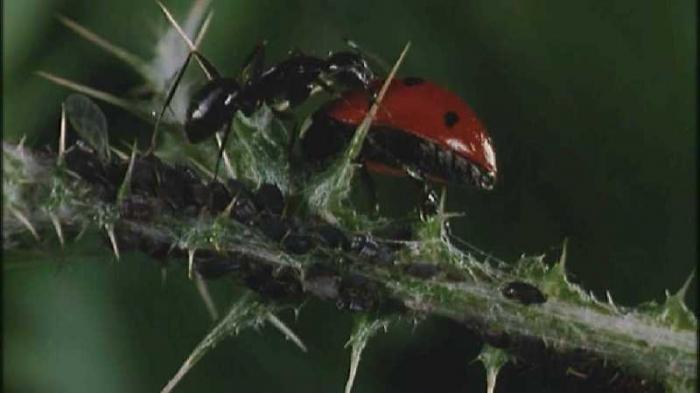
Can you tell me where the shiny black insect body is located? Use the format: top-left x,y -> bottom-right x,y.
153,43 -> 374,178
185,49 -> 373,144
502,281 -> 547,305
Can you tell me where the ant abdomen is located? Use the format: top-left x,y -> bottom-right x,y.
185,78 -> 241,143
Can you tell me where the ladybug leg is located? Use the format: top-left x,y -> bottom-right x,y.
418,182 -> 440,220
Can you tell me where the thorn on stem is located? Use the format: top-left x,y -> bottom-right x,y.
49,212 -> 65,247
117,140 -> 138,203
161,266 -> 168,287
675,269 -> 696,300
55,14 -> 150,77
10,206 -> 40,241
194,11 -> 214,48
155,0 -> 214,80
194,272 -> 219,321
188,248 -> 196,279
58,103 -> 67,165
106,224 -> 120,260
559,238 -> 569,268
266,312 -> 308,352
214,132 -> 235,179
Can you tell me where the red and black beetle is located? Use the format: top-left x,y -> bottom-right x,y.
301,77 -> 497,190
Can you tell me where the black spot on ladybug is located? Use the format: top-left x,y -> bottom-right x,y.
443,111 -> 459,128
403,77 -> 425,86
502,281 -> 547,305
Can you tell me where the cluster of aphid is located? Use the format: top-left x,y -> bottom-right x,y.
63,140 -> 423,312
63,137 -> 549,314
57,140 -> 662,393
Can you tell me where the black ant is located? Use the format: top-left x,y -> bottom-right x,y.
150,41 -> 375,179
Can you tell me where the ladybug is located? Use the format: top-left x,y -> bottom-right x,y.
301,77 -> 497,190
502,281 -> 547,305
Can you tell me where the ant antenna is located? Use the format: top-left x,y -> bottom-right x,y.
148,51 -> 194,153
147,49 -> 220,153
152,1 -> 241,184
149,1 -> 220,154
155,0 -> 219,79
239,40 -> 267,85
211,122 -> 234,183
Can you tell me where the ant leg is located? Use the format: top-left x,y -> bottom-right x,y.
148,51 -> 194,153
281,113 -> 299,156
211,120 -> 233,183
288,46 -> 306,57
343,37 -> 391,74
271,108 -> 296,122
314,77 -> 340,97
192,50 -> 221,79
239,41 -> 267,83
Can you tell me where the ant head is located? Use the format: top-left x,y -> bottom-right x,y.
324,51 -> 375,90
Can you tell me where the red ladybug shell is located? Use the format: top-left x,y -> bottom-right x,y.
326,78 -> 497,181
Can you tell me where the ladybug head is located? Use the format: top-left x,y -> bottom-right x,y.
374,78 -> 498,190
440,115 -> 497,190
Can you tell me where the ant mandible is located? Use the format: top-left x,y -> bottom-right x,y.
149,39 -> 375,179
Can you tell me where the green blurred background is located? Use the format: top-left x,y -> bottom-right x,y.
3,0 -> 696,392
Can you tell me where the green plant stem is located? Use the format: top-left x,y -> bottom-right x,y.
3,142 -> 696,392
